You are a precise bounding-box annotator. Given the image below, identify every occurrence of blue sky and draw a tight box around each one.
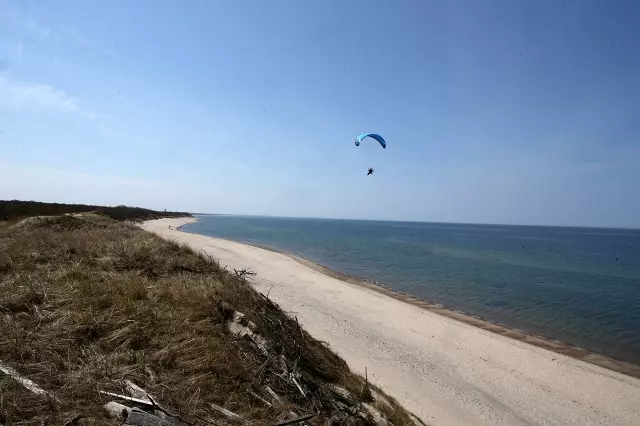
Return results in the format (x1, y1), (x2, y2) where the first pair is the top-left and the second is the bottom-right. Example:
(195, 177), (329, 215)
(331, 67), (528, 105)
(1, 0), (639, 227)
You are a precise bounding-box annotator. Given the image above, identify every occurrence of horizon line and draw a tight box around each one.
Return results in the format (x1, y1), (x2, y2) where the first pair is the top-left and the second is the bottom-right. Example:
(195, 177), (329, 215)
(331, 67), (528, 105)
(189, 212), (640, 232)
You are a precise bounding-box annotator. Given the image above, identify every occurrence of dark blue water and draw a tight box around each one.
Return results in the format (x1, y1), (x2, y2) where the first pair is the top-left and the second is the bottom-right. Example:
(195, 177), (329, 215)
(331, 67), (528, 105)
(184, 215), (640, 365)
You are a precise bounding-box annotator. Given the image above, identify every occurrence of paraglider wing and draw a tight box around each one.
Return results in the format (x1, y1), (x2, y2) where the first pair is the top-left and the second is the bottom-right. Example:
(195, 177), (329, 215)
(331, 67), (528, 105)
(354, 133), (386, 149)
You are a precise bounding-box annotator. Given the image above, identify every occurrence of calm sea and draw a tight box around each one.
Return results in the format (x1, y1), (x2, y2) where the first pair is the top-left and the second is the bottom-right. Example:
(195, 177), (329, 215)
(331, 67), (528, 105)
(183, 215), (640, 365)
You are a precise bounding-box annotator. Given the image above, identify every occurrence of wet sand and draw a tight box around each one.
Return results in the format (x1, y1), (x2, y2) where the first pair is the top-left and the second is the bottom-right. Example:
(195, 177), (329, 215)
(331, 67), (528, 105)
(141, 217), (640, 426)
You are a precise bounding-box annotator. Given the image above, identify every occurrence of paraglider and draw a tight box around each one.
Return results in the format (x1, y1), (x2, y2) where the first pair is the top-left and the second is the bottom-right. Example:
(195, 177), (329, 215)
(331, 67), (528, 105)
(355, 133), (386, 149)
(355, 133), (386, 175)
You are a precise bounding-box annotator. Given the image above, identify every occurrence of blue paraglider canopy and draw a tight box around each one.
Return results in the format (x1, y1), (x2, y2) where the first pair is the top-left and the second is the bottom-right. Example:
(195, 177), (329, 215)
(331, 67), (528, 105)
(355, 133), (386, 149)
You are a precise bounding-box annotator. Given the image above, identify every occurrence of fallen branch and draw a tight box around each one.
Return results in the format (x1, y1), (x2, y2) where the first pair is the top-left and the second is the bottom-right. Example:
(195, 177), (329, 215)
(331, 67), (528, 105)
(99, 390), (154, 406)
(233, 268), (256, 281)
(0, 362), (58, 401)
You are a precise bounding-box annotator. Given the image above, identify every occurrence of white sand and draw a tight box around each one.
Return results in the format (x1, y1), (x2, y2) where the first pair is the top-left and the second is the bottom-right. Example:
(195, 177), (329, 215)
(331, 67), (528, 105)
(142, 218), (640, 426)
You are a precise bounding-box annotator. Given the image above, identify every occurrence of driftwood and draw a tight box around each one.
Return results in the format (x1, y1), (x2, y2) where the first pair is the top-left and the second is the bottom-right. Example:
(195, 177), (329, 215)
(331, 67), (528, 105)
(233, 268), (256, 281)
(99, 390), (154, 406)
(102, 384), (191, 426)
(209, 403), (247, 424)
(0, 361), (58, 401)
(228, 311), (269, 355)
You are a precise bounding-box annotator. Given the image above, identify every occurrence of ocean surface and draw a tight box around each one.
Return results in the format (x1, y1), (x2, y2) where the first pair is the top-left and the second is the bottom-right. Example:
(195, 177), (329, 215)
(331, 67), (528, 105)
(183, 215), (640, 365)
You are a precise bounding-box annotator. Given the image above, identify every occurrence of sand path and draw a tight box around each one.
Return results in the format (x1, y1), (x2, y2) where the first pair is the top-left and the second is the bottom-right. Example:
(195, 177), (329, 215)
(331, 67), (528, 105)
(141, 218), (640, 426)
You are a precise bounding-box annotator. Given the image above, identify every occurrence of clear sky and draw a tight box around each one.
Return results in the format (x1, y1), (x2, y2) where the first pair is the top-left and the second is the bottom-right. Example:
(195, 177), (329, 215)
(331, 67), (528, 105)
(1, 0), (639, 227)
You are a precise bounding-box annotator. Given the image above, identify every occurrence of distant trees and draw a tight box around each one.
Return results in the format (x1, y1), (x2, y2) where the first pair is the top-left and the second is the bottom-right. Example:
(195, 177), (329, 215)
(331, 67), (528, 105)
(0, 200), (192, 222)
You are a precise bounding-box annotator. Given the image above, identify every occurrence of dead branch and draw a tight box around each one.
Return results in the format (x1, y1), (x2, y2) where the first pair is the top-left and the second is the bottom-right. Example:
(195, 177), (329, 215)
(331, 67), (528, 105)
(99, 390), (154, 407)
(0, 361), (58, 401)
(233, 268), (256, 281)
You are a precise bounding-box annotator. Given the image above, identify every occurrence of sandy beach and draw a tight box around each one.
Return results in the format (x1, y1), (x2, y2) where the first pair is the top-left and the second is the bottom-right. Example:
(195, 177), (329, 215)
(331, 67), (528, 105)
(141, 218), (640, 426)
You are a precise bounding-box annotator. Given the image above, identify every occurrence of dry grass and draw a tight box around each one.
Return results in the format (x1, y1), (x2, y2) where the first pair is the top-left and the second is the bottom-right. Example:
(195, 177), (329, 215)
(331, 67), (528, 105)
(0, 214), (416, 425)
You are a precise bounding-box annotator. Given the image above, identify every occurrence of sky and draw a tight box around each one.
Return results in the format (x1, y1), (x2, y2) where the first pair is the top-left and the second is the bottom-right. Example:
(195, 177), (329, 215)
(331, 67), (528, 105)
(1, 0), (639, 227)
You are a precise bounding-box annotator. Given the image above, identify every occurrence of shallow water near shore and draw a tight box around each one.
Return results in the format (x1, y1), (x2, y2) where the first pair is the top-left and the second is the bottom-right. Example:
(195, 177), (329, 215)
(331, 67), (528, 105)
(183, 215), (640, 366)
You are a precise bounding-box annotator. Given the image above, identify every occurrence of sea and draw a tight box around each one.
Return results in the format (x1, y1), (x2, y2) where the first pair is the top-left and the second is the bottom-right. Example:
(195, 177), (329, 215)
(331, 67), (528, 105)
(183, 215), (640, 365)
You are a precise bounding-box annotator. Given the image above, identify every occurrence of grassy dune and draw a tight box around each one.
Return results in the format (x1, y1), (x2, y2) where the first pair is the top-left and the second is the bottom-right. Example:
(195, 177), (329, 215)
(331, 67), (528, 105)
(0, 213), (416, 425)
(0, 200), (192, 223)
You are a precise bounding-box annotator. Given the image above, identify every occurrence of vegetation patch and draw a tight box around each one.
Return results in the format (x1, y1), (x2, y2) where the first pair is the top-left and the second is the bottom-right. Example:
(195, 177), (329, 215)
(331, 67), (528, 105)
(0, 213), (418, 425)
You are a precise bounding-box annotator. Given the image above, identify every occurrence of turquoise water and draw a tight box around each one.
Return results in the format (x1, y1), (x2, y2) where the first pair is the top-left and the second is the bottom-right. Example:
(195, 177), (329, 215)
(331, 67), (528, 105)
(183, 215), (640, 365)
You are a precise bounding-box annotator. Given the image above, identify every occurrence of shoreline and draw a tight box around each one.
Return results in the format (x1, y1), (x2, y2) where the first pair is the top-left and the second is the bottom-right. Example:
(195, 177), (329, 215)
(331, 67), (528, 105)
(292, 256), (640, 379)
(179, 220), (640, 380)
(142, 217), (640, 425)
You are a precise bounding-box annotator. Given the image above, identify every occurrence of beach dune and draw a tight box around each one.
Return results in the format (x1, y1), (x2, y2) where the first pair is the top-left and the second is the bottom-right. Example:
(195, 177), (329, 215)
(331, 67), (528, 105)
(142, 218), (640, 426)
